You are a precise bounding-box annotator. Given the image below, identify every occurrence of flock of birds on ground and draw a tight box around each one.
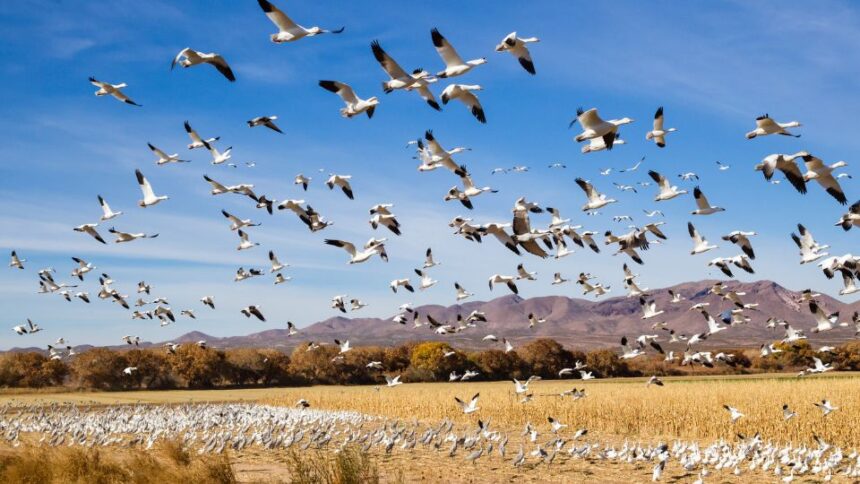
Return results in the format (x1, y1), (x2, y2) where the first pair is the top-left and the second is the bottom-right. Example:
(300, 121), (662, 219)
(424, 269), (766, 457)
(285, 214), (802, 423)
(5, 1), (860, 479)
(1, 402), (859, 482)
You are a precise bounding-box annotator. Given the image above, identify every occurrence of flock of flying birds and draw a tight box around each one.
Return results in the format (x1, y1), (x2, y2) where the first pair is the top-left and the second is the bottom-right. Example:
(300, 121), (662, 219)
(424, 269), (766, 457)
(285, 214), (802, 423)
(4, 1), (860, 480)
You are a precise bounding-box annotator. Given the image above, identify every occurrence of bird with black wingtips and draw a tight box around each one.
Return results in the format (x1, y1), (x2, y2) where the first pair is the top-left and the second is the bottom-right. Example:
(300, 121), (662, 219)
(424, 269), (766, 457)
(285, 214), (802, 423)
(431, 28), (486, 78)
(495, 32), (539, 74)
(441, 84), (485, 123)
(247, 116), (283, 134)
(89, 77), (141, 106)
(645, 106), (676, 147)
(371, 40), (440, 110)
(319, 80), (378, 118)
(257, 0), (343, 43)
(745, 113), (801, 139)
(171, 48), (235, 81)
(241, 305), (266, 322)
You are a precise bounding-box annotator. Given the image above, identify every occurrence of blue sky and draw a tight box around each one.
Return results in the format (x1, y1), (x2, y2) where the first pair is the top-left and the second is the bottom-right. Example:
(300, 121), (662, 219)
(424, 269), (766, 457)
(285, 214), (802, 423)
(2, 1), (860, 349)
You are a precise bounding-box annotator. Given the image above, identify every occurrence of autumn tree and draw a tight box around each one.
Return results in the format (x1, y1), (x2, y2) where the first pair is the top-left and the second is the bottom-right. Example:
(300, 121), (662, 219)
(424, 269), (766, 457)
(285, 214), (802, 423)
(516, 339), (574, 378)
(288, 344), (341, 384)
(168, 344), (226, 388)
(468, 349), (525, 380)
(409, 342), (464, 381)
(585, 349), (635, 378)
(123, 349), (174, 389)
(70, 348), (128, 390)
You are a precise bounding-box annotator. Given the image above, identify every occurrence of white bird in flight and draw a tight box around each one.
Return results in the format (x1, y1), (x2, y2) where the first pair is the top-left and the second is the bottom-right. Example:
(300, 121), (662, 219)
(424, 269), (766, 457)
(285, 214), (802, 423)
(89, 77), (141, 106)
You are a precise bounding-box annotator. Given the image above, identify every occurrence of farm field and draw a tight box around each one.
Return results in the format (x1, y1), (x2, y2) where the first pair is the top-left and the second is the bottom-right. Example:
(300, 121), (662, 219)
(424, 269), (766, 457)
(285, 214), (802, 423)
(2, 373), (859, 482)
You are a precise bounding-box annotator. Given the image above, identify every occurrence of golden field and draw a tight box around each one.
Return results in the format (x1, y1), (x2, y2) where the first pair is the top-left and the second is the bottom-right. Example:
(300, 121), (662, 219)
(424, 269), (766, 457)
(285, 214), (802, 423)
(3, 373), (860, 483)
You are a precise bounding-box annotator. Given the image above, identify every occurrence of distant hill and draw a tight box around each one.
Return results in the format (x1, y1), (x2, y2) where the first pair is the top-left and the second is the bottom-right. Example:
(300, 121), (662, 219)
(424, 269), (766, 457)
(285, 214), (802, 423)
(7, 279), (858, 354)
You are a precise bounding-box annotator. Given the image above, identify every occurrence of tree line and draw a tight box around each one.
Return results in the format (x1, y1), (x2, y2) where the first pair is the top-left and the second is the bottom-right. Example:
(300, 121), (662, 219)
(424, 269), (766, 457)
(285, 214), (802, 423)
(1, 338), (858, 390)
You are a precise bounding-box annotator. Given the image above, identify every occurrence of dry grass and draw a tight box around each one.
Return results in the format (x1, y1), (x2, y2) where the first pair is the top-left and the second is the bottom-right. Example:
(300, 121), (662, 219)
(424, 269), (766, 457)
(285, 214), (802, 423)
(283, 446), (381, 484)
(0, 442), (236, 484)
(263, 373), (860, 447)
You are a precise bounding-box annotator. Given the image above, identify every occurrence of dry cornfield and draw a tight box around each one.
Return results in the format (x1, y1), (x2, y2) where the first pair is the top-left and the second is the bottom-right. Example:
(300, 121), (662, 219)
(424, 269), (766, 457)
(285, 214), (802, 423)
(263, 372), (860, 447)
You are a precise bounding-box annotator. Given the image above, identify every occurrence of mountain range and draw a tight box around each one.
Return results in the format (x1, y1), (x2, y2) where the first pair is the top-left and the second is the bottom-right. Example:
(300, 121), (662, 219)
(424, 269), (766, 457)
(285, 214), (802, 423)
(11, 279), (857, 354)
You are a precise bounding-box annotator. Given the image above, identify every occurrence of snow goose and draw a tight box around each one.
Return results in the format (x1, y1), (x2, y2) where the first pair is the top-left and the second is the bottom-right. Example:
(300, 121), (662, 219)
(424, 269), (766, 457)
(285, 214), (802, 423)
(546, 207), (570, 229)
(423, 247), (440, 268)
(318, 80), (378, 118)
(503, 338), (515, 353)
(691, 186), (724, 215)
(745, 114), (801, 139)
(516, 263), (537, 281)
(171, 48), (235, 81)
(648, 170), (687, 201)
(441, 84), (485, 123)
(445, 168), (496, 208)
(723, 405), (744, 422)
(384, 375), (402, 387)
(390, 278), (414, 293)
(813, 399), (838, 416)
(135, 169), (168, 207)
(180, 309), (195, 319)
(801, 153), (848, 204)
(350, 298), (368, 311)
(495, 32), (539, 74)
(721, 231), (756, 259)
(431, 28), (486, 78)
(421, 130), (470, 172)
(294, 174), (310, 191)
(569, 107), (633, 150)
(108, 227), (158, 243)
(809, 301), (844, 333)
(371, 40), (439, 110)
(575, 178), (616, 211)
(326, 174), (354, 200)
(454, 282), (473, 301)
(576, 277), (609, 298)
(184, 121), (219, 150)
(269, 250), (287, 272)
(201, 139), (232, 165)
(645, 106), (676, 147)
(835, 200), (860, 231)
(414, 268), (437, 290)
(148, 143), (188, 165)
(791, 224), (829, 264)
(625, 278), (648, 298)
(528, 313), (546, 328)
(257, 0), (343, 43)
(274, 273), (291, 285)
(324, 238), (387, 264)
(200, 296), (215, 309)
(236, 229), (258, 251)
(687, 222), (717, 255)
(480, 222), (520, 254)
(455, 393), (480, 414)
(222, 210), (260, 231)
(89, 77), (141, 106)
(369, 212), (401, 235)
(640, 297), (664, 319)
(247, 115), (283, 134)
(241, 305), (266, 321)
(70, 257), (94, 280)
(73, 224), (106, 244)
(582, 133), (626, 154)
(552, 272), (569, 285)
(754, 152), (807, 193)
(488, 274), (518, 294)
(9, 251), (25, 269)
(708, 255), (754, 278)
(334, 339), (351, 354)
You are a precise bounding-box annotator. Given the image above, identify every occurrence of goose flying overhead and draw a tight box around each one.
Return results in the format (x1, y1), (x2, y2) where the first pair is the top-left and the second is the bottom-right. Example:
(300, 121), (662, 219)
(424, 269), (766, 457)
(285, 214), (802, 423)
(222, 210), (260, 231)
(754, 152), (807, 193)
(454, 282), (473, 301)
(488, 274), (518, 294)
(494, 32), (539, 74)
(184, 121), (219, 150)
(97, 195), (122, 221)
(201, 139), (232, 165)
(171, 48), (235, 81)
(108, 227), (159, 243)
(431, 28), (486, 78)
(318, 80), (378, 118)
(324, 238), (387, 264)
(241, 305), (266, 322)
(645, 106), (676, 147)
(691, 186), (725, 215)
(326, 174), (354, 199)
(257, 0), (343, 43)
(371, 40), (440, 110)
(89, 77), (141, 106)
(147, 143), (188, 165)
(74, 224), (107, 244)
(746, 114), (801, 139)
(569, 107), (633, 150)
(836, 201), (860, 231)
(648, 170), (687, 201)
(791, 224), (829, 264)
(800, 153), (848, 204)
(135, 169), (169, 207)
(575, 178), (616, 211)
(722, 231), (757, 259)
(247, 115), (283, 134)
(9, 251), (25, 270)
(441, 84), (486, 123)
